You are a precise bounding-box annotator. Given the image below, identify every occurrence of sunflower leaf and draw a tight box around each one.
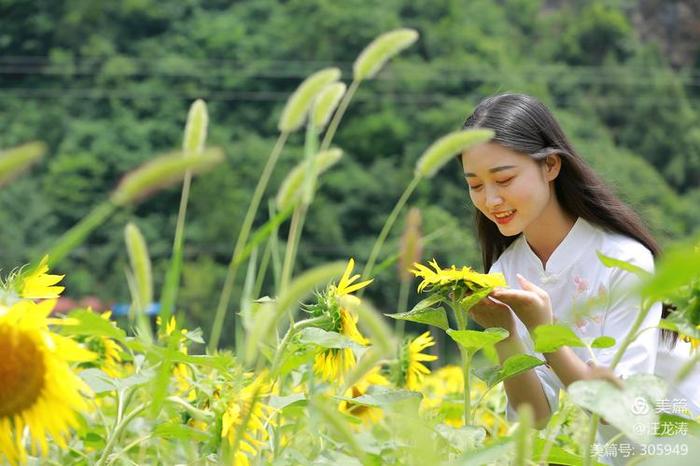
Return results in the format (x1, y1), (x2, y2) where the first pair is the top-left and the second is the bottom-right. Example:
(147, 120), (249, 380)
(475, 354), (545, 388)
(568, 374), (667, 444)
(446, 328), (509, 354)
(61, 309), (128, 343)
(297, 327), (365, 350)
(459, 288), (492, 313)
(590, 336), (616, 348)
(386, 296), (449, 330)
(533, 324), (585, 353)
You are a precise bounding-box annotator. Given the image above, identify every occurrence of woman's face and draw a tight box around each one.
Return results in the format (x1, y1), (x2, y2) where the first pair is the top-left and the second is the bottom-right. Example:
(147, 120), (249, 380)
(461, 142), (558, 237)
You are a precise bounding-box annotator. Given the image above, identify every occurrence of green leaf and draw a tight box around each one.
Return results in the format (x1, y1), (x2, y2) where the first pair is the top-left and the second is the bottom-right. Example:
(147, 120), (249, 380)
(459, 288), (492, 313)
(531, 438), (604, 466)
(533, 324), (584, 353)
(660, 318), (700, 340)
(61, 309), (127, 343)
(79, 368), (152, 393)
(386, 295), (449, 330)
(476, 354), (546, 388)
(454, 437), (514, 465)
(297, 327), (365, 350)
(154, 422), (210, 442)
(568, 374), (668, 444)
(269, 394), (307, 410)
(337, 387), (422, 408)
(596, 251), (651, 278)
(657, 412), (700, 437)
(435, 424), (486, 454)
(590, 336), (616, 348)
(447, 328), (509, 354)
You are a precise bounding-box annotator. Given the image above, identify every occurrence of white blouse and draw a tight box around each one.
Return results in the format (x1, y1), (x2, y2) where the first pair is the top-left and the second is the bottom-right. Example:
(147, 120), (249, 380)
(490, 216), (661, 394)
(488, 217), (699, 463)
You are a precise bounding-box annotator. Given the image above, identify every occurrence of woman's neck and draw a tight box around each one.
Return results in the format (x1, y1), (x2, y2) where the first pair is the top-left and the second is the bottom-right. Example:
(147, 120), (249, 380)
(523, 199), (576, 268)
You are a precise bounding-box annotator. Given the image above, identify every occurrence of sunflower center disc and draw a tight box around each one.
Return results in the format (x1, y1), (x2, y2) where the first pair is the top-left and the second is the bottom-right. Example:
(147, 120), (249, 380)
(0, 324), (46, 418)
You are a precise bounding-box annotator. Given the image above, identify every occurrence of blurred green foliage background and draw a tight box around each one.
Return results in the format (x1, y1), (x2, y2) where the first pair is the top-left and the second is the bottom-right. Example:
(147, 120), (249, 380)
(1, 0), (699, 346)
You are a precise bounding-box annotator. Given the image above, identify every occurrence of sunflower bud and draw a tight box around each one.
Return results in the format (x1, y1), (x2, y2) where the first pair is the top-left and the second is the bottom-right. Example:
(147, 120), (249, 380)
(278, 68), (341, 133)
(275, 149), (342, 211)
(398, 207), (422, 283)
(183, 99), (208, 155)
(415, 129), (493, 179)
(311, 82), (347, 130)
(111, 148), (223, 205)
(353, 28), (418, 81)
(0, 141), (46, 187)
(124, 222), (153, 311)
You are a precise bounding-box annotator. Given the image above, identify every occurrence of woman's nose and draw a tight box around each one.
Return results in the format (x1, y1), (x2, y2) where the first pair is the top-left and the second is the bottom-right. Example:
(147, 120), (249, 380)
(484, 186), (503, 209)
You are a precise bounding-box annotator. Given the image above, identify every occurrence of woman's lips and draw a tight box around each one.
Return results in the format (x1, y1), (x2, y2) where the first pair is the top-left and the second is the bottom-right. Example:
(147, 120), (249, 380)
(493, 210), (516, 225)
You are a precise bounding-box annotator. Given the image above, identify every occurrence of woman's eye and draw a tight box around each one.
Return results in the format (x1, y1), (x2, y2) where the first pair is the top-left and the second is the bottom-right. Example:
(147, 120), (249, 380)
(496, 177), (514, 185)
(468, 184), (482, 191)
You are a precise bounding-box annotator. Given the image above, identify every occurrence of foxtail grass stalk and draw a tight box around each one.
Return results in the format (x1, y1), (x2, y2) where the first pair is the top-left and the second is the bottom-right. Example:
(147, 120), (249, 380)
(280, 124), (319, 292)
(362, 176), (421, 283)
(320, 80), (358, 151)
(45, 201), (117, 267)
(209, 132), (289, 351)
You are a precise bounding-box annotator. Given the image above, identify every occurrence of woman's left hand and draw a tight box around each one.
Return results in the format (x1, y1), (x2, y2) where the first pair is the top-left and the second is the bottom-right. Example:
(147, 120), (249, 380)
(489, 274), (553, 332)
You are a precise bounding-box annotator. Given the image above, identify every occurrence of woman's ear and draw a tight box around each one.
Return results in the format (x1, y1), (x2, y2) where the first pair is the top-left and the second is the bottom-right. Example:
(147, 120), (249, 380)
(543, 154), (562, 181)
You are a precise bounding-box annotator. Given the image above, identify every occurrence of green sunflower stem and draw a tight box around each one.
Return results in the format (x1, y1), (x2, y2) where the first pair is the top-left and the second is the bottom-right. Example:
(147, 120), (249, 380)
(462, 350), (473, 426)
(452, 296), (473, 426)
(209, 131), (289, 352)
(95, 402), (147, 466)
(362, 175), (422, 285)
(45, 201), (117, 267)
(271, 315), (329, 375)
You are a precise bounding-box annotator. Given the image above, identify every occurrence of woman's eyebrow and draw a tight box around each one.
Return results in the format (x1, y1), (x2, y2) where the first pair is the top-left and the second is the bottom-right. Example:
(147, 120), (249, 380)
(464, 165), (516, 177)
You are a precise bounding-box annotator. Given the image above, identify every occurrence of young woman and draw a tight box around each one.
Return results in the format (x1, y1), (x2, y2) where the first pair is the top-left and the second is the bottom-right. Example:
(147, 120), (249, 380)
(459, 94), (695, 458)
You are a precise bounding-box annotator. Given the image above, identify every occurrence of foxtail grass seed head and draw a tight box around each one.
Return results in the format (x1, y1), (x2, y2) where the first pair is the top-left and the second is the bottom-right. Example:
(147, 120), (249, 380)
(275, 148), (342, 211)
(278, 68), (341, 133)
(311, 82), (347, 130)
(353, 28), (418, 81)
(124, 222), (153, 310)
(183, 99), (208, 155)
(399, 207), (422, 283)
(0, 141), (47, 187)
(111, 147), (224, 205)
(415, 129), (494, 178)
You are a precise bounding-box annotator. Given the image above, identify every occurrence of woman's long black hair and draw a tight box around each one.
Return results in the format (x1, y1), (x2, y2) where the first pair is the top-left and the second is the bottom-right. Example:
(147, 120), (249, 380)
(462, 93), (676, 345)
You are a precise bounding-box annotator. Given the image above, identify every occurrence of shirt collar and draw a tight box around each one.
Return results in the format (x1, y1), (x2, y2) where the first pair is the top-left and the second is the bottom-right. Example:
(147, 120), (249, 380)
(518, 217), (599, 276)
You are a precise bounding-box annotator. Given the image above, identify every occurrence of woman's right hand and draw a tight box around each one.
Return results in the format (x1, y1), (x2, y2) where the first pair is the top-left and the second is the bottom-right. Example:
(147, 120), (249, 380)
(468, 295), (517, 336)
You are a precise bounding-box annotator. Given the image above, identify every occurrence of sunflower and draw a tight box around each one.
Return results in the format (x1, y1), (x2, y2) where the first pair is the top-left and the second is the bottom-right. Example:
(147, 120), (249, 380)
(339, 367), (389, 427)
(221, 373), (276, 466)
(411, 259), (506, 294)
(396, 331), (438, 390)
(0, 299), (95, 464)
(308, 258), (372, 383)
(20, 256), (65, 300)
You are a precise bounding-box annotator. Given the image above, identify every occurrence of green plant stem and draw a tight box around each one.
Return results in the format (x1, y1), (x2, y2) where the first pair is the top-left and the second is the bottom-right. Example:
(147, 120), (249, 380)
(320, 79), (359, 151)
(210, 132), (289, 351)
(159, 169), (193, 332)
(583, 301), (653, 466)
(280, 124), (318, 292)
(271, 316), (329, 374)
(452, 297), (472, 425)
(44, 201), (117, 266)
(361, 175), (422, 284)
(396, 279), (410, 341)
(95, 403), (147, 466)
